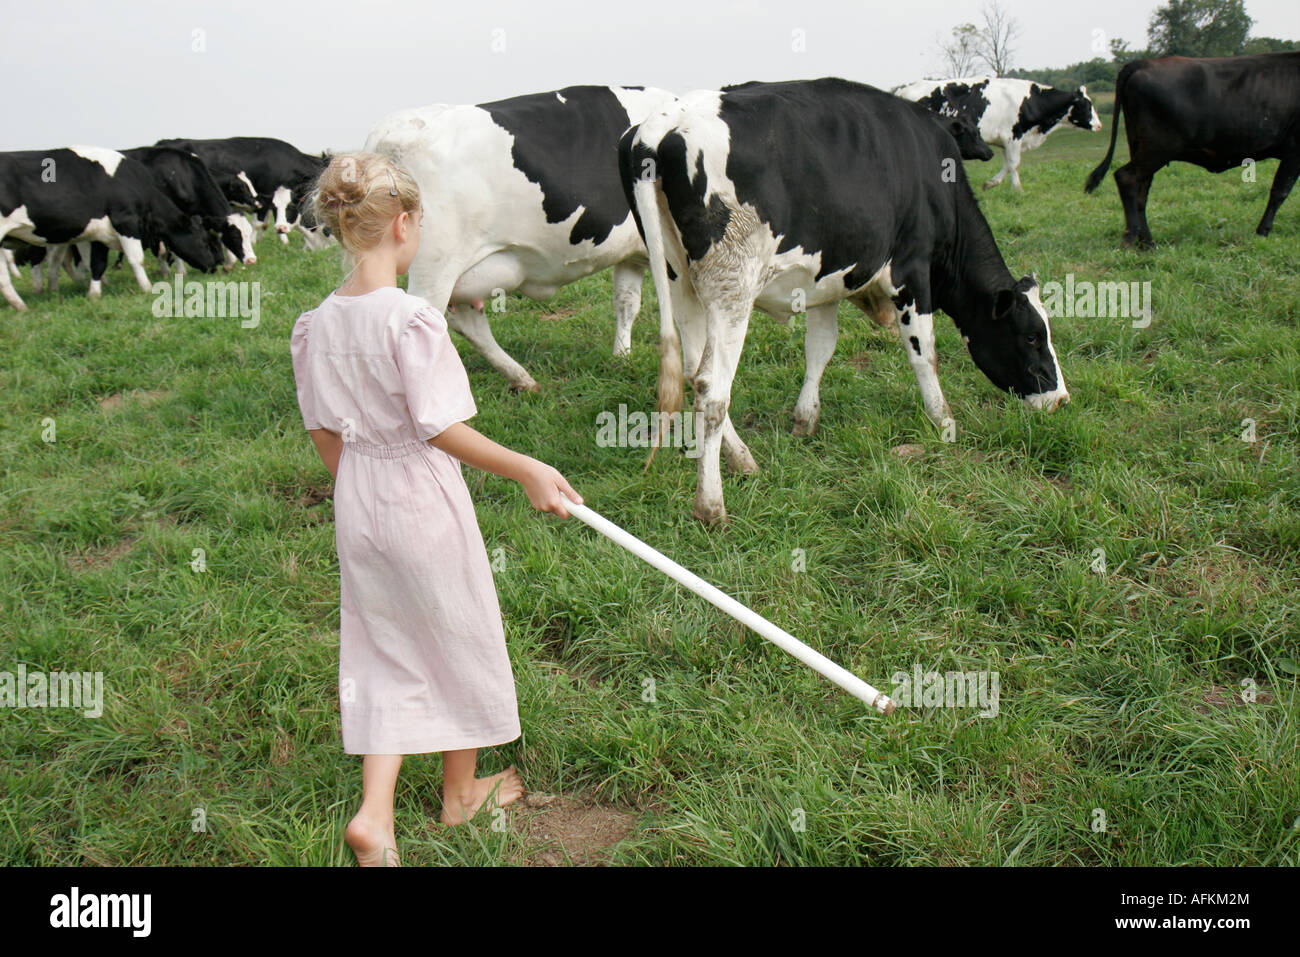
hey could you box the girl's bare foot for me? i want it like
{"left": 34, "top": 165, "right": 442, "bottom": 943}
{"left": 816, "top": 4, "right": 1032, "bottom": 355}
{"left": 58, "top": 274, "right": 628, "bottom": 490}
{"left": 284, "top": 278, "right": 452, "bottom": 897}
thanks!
{"left": 441, "top": 765, "right": 524, "bottom": 825}
{"left": 345, "top": 813, "right": 400, "bottom": 866}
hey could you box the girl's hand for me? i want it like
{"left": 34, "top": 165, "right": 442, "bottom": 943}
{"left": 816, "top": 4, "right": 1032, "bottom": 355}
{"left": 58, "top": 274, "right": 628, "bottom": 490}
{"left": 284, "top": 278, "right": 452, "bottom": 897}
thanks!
{"left": 520, "top": 459, "right": 583, "bottom": 518}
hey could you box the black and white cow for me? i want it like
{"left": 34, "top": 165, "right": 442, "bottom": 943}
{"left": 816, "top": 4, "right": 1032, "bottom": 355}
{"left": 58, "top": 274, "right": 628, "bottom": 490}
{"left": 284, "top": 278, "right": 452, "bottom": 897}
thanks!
{"left": 121, "top": 146, "right": 256, "bottom": 268}
{"left": 0, "top": 146, "right": 222, "bottom": 310}
{"left": 621, "top": 77, "right": 1069, "bottom": 523}
{"left": 155, "top": 136, "right": 326, "bottom": 244}
{"left": 1085, "top": 53, "right": 1300, "bottom": 247}
{"left": 364, "top": 84, "right": 678, "bottom": 391}
{"left": 895, "top": 76, "right": 1102, "bottom": 190}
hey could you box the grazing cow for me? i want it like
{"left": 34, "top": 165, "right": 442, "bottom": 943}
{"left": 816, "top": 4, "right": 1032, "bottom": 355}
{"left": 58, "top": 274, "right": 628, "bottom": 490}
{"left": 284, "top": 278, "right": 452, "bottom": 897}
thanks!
{"left": 895, "top": 76, "right": 1103, "bottom": 190}
{"left": 621, "top": 78, "right": 1069, "bottom": 523}
{"left": 155, "top": 136, "right": 326, "bottom": 244}
{"left": 0, "top": 146, "right": 222, "bottom": 310}
{"left": 1085, "top": 53, "right": 1300, "bottom": 247}
{"left": 364, "top": 84, "right": 678, "bottom": 391}
{"left": 121, "top": 146, "right": 256, "bottom": 268}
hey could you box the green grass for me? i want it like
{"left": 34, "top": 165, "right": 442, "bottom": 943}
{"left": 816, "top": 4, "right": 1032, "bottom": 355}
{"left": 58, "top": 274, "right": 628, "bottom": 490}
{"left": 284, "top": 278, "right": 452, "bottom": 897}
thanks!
{"left": 0, "top": 127, "right": 1297, "bottom": 866}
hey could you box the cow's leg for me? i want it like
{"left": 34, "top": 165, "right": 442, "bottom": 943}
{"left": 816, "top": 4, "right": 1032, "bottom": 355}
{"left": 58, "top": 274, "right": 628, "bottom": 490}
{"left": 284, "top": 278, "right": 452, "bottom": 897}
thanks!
{"left": 895, "top": 278, "right": 952, "bottom": 428}
{"left": 1257, "top": 154, "right": 1299, "bottom": 237}
{"left": 0, "top": 231, "right": 28, "bottom": 311}
{"left": 1129, "top": 167, "right": 1159, "bottom": 249}
{"left": 49, "top": 245, "right": 71, "bottom": 292}
{"left": 1005, "top": 140, "right": 1025, "bottom": 190}
{"left": 611, "top": 260, "right": 643, "bottom": 358}
{"left": 34, "top": 247, "right": 54, "bottom": 293}
{"left": 87, "top": 243, "right": 110, "bottom": 300}
{"left": 444, "top": 302, "right": 540, "bottom": 393}
{"left": 984, "top": 144, "right": 1012, "bottom": 189}
{"left": 1113, "top": 162, "right": 1145, "bottom": 248}
{"left": 68, "top": 243, "right": 87, "bottom": 281}
{"left": 1, "top": 248, "right": 17, "bottom": 279}
{"left": 671, "top": 281, "right": 756, "bottom": 475}
{"left": 112, "top": 237, "right": 153, "bottom": 294}
{"left": 792, "top": 302, "right": 839, "bottom": 436}
{"left": 689, "top": 300, "right": 755, "bottom": 523}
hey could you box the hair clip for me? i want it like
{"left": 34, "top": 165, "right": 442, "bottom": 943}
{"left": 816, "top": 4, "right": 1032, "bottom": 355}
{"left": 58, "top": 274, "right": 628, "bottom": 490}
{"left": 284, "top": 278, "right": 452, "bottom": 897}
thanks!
{"left": 385, "top": 169, "right": 398, "bottom": 196}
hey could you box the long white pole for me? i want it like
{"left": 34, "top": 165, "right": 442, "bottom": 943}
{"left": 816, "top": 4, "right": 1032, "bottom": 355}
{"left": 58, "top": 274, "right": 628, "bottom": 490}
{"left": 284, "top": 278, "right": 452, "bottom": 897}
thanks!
{"left": 558, "top": 495, "right": 897, "bottom": 715}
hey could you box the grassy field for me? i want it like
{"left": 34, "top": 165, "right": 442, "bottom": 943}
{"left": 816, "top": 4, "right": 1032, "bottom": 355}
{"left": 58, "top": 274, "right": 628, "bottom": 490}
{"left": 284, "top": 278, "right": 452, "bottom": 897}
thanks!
{"left": 0, "top": 122, "right": 1296, "bottom": 866}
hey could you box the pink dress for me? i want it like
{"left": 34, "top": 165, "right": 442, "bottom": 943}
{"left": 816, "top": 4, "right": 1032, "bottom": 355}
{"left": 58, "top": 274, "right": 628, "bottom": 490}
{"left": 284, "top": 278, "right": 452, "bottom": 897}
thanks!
{"left": 290, "top": 286, "right": 521, "bottom": 755}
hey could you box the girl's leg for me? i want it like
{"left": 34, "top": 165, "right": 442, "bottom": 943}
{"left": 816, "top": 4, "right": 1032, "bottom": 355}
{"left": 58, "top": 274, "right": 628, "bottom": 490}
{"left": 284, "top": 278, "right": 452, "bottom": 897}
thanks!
{"left": 440, "top": 748, "right": 525, "bottom": 825}
{"left": 345, "top": 754, "right": 402, "bottom": 866}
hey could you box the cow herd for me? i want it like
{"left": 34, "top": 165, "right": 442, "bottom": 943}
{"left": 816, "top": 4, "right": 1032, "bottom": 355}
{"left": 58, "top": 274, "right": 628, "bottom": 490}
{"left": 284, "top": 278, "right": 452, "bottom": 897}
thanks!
{"left": 0, "top": 136, "right": 329, "bottom": 311}
{"left": 3, "top": 52, "right": 1295, "bottom": 523}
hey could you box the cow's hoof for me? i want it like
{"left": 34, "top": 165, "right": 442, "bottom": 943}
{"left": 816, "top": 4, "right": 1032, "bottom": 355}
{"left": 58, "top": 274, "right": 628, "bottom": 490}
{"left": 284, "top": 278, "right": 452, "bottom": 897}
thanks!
{"left": 723, "top": 447, "right": 759, "bottom": 475}
{"left": 982, "top": 179, "right": 998, "bottom": 190}
{"left": 1256, "top": 225, "right": 1273, "bottom": 237}
{"left": 510, "top": 380, "right": 541, "bottom": 394}
{"left": 693, "top": 502, "right": 727, "bottom": 525}
{"left": 791, "top": 414, "right": 818, "bottom": 437}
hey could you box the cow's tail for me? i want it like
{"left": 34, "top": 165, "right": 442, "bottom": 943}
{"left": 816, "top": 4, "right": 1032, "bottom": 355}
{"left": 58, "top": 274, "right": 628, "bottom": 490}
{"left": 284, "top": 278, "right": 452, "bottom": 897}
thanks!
{"left": 1084, "top": 62, "right": 1135, "bottom": 193}
{"left": 630, "top": 164, "right": 683, "bottom": 471}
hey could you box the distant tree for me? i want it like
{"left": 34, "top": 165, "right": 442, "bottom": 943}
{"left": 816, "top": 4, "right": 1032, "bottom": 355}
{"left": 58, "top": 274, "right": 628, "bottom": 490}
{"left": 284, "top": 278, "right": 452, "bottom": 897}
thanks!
{"left": 976, "top": 0, "right": 1021, "bottom": 76}
{"left": 1243, "top": 36, "right": 1300, "bottom": 54}
{"left": 1108, "top": 37, "right": 1148, "bottom": 62}
{"left": 1147, "top": 0, "right": 1253, "bottom": 57}
{"left": 938, "top": 22, "right": 982, "bottom": 76}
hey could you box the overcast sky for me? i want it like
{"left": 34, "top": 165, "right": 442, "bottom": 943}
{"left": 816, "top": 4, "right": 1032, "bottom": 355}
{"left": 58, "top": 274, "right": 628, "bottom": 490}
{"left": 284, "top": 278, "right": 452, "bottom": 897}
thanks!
{"left": 3, "top": 0, "right": 1296, "bottom": 153}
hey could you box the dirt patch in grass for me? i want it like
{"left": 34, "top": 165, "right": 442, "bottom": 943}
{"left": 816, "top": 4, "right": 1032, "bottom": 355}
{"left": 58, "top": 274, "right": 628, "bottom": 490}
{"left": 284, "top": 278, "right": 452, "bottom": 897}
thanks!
{"left": 513, "top": 792, "right": 637, "bottom": 865}
{"left": 66, "top": 536, "right": 138, "bottom": 571}
{"left": 1196, "top": 683, "right": 1273, "bottom": 712}
{"left": 538, "top": 307, "right": 578, "bottom": 322}
{"left": 891, "top": 443, "right": 925, "bottom": 459}
{"left": 97, "top": 389, "right": 169, "bottom": 411}
{"left": 269, "top": 479, "right": 333, "bottom": 509}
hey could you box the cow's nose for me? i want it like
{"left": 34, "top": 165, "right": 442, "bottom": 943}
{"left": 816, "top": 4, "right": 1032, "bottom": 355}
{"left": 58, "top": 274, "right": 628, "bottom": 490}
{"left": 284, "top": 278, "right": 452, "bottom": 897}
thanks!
{"left": 276, "top": 225, "right": 290, "bottom": 233}
{"left": 244, "top": 256, "right": 257, "bottom": 265}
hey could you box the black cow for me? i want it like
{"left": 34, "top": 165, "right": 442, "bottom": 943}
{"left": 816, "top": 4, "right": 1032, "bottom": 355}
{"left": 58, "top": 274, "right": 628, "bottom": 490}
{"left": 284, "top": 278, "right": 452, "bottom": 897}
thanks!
{"left": 1085, "top": 53, "right": 1300, "bottom": 247}
{"left": 155, "top": 137, "right": 327, "bottom": 244}
{"left": 121, "top": 146, "right": 257, "bottom": 268}
{"left": 0, "top": 146, "right": 222, "bottom": 310}
{"left": 620, "top": 77, "right": 1069, "bottom": 523}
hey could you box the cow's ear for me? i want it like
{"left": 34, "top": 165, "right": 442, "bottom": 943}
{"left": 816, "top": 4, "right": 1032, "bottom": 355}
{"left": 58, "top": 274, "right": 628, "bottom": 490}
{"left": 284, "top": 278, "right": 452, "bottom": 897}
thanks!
{"left": 994, "top": 288, "right": 1018, "bottom": 319}
{"left": 1079, "top": 85, "right": 1087, "bottom": 96}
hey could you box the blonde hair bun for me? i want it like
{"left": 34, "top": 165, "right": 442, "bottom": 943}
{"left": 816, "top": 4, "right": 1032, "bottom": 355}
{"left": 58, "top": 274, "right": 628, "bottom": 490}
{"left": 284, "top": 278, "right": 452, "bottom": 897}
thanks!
{"left": 310, "top": 152, "right": 420, "bottom": 258}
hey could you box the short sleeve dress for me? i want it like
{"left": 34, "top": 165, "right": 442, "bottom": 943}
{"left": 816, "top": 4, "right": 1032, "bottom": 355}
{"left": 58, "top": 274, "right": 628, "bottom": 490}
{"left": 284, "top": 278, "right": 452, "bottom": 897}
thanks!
{"left": 289, "top": 286, "right": 521, "bottom": 755}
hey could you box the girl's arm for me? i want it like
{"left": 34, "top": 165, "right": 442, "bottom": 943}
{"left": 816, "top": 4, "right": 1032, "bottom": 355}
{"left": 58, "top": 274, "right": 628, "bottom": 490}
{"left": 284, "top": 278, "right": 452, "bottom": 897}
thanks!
{"left": 428, "top": 422, "right": 583, "bottom": 519}
{"left": 308, "top": 428, "right": 343, "bottom": 480}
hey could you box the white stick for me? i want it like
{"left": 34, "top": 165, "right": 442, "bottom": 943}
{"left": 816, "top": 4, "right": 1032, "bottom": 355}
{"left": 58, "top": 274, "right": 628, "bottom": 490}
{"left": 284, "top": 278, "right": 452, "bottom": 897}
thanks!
{"left": 558, "top": 495, "right": 896, "bottom": 715}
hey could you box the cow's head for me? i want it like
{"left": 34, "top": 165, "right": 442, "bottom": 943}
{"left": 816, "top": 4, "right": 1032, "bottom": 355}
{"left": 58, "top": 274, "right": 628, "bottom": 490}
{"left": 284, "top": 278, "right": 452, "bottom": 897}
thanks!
{"left": 940, "top": 114, "right": 994, "bottom": 162}
{"left": 966, "top": 275, "right": 1069, "bottom": 411}
{"left": 220, "top": 212, "right": 257, "bottom": 265}
{"left": 272, "top": 185, "right": 294, "bottom": 239}
{"left": 165, "top": 213, "right": 224, "bottom": 273}
{"left": 1070, "top": 86, "right": 1103, "bottom": 132}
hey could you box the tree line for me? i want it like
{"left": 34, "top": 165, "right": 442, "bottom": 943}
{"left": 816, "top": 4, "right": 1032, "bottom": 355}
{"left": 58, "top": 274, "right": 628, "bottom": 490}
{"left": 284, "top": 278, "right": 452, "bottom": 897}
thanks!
{"left": 938, "top": 0, "right": 1297, "bottom": 93}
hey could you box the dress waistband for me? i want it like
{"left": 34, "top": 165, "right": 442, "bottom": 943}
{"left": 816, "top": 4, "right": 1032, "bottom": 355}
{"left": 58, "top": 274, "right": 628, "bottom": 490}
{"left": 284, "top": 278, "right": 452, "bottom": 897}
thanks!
{"left": 344, "top": 439, "right": 430, "bottom": 459}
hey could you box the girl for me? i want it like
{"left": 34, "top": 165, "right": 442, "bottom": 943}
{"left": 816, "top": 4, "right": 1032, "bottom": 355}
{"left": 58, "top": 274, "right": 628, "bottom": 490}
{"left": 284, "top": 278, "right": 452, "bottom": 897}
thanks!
{"left": 290, "top": 152, "right": 582, "bottom": 866}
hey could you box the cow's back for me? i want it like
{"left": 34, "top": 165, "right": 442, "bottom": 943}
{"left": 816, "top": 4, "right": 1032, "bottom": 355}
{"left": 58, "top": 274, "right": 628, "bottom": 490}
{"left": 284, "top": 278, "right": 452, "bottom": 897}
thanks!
{"left": 685, "top": 78, "right": 970, "bottom": 283}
